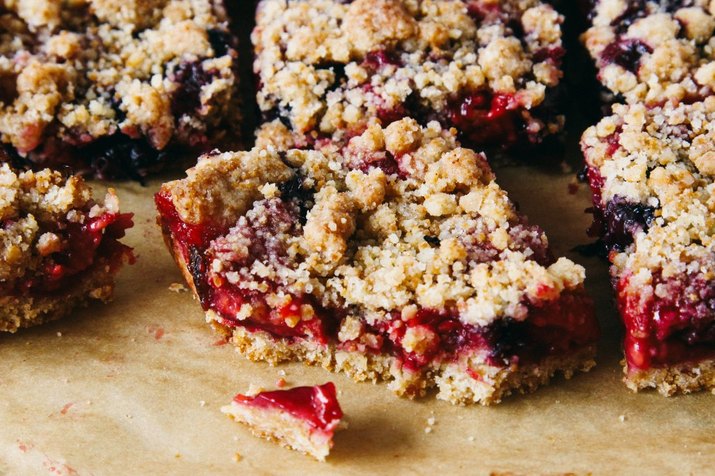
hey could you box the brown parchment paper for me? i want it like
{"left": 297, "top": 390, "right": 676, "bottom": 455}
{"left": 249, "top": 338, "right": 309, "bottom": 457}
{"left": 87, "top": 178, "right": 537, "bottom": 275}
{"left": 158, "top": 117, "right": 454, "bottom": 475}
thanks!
{"left": 1, "top": 165, "right": 714, "bottom": 476}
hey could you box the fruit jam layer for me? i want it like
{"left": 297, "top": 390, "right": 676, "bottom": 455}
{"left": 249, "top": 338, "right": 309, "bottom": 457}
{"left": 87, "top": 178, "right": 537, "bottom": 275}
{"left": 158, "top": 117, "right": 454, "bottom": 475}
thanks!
{"left": 1, "top": 210, "right": 134, "bottom": 296}
{"left": 233, "top": 382, "right": 342, "bottom": 431}
{"left": 618, "top": 273, "right": 715, "bottom": 371}
{"left": 7, "top": 134, "right": 178, "bottom": 182}
{"left": 584, "top": 165, "right": 656, "bottom": 252}
{"left": 156, "top": 191, "right": 599, "bottom": 373}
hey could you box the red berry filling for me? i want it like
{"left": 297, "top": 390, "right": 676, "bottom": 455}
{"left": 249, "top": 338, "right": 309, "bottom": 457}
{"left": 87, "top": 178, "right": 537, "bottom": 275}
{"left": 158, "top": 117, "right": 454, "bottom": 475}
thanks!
{"left": 618, "top": 273, "right": 715, "bottom": 371}
{"left": 2, "top": 211, "right": 134, "bottom": 296}
{"left": 233, "top": 382, "right": 343, "bottom": 431}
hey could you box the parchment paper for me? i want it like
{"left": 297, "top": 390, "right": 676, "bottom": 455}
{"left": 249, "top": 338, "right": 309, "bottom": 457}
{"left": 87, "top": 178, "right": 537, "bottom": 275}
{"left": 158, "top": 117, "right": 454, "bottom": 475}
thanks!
{"left": 1, "top": 165, "right": 713, "bottom": 476}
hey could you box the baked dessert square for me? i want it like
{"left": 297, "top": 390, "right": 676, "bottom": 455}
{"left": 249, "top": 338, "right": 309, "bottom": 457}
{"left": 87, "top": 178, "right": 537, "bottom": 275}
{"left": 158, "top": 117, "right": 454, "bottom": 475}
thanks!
{"left": 252, "top": 0, "right": 566, "bottom": 152}
{"left": 581, "top": 99, "right": 715, "bottom": 395}
{"left": 0, "top": 160, "right": 133, "bottom": 332}
{"left": 156, "top": 117, "right": 599, "bottom": 405}
{"left": 222, "top": 382, "right": 344, "bottom": 461}
{"left": 0, "top": 0, "right": 240, "bottom": 180}
{"left": 583, "top": 0, "right": 715, "bottom": 105}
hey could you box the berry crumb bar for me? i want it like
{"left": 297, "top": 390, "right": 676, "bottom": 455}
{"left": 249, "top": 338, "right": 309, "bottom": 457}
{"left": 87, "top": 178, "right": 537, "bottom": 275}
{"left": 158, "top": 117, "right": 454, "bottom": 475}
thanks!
{"left": 222, "top": 382, "right": 344, "bottom": 461}
{"left": 0, "top": 0, "right": 240, "bottom": 179}
{"left": 0, "top": 161, "right": 133, "bottom": 332}
{"left": 583, "top": 0, "right": 715, "bottom": 105}
{"left": 253, "top": 0, "right": 566, "bottom": 152}
{"left": 156, "top": 118, "right": 599, "bottom": 405}
{"left": 581, "top": 99, "right": 715, "bottom": 395}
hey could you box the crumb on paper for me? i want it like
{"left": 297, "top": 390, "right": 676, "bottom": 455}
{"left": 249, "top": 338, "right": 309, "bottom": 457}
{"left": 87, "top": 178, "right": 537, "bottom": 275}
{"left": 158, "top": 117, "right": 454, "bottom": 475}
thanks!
{"left": 59, "top": 403, "right": 74, "bottom": 415}
{"left": 175, "top": 453, "right": 181, "bottom": 459}
{"left": 468, "top": 436, "right": 475, "bottom": 442}
{"left": 199, "top": 400, "right": 207, "bottom": 407}
{"left": 278, "top": 370, "right": 286, "bottom": 377}
{"left": 147, "top": 325, "right": 165, "bottom": 340}
{"left": 424, "top": 427, "right": 432, "bottom": 434}
{"left": 276, "top": 378, "right": 287, "bottom": 388}
{"left": 233, "top": 436, "right": 239, "bottom": 442}
{"left": 426, "top": 417, "right": 436, "bottom": 426}
{"left": 233, "top": 452, "right": 243, "bottom": 463}
{"left": 168, "top": 282, "right": 188, "bottom": 293}
{"left": 56, "top": 332, "right": 62, "bottom": 337}
{"left": 618, "top": 414, "right": 626, "bottom": 423}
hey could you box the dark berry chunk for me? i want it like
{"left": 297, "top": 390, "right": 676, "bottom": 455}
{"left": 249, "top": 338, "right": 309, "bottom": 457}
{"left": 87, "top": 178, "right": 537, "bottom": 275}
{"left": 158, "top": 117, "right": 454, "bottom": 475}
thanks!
{"left": 601, "top": 196, "right": 656, "bottom": 251}
{"left": 362, "top": 50, "right": 401, "bottom": 70}
{"left": 81, "top": 133, "right": 166, "bottom": 181}
{"left": 601, "top": 39, "right": 652, "bottom": 73}
{"left": 171, "top": 61, "right": 218, "bottom": 117}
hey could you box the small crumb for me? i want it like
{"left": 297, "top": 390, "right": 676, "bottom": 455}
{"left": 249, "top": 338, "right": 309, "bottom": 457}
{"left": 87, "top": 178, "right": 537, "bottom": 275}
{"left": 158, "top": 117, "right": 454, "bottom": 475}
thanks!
{"left": 424, "top": 427, "right": 432, "bottom": 434}
{"left": 56, "top": 332, "right": 62, "bottom": 337}
{"left": 278, "top": 370, "right": 286, "bottom": 377}
{"left": 63, "top": 378, "right": 70, "bottom": 384}
{"left": 175, "top": 453, "right": 181, "bottom": 459}
{"left": 233, "top": 452, "right": 243, "bottom": 462}
{"left": 467, "top": 436, "right": 475, "bottom": 442}
{"left": 199, "top": 400, "right": 207, "bottom": 407}
{"left": 169, "top": 282, "right": 188, "bottom": 293}
{"left": 125, "top": 414, "right": 133, "bottom": 419}
{"left": 426, "top": 417, "right": 436, "bottom": 426}
{"left": 246, "top": 384, "right": 264, "bottom": 396}
{"left": 618, "top": 414, "right": 626, "bottom": 423}
{"left": 86, "top": 400, "right": 92, "bottom": 405}
{"left": 233, "top": 436, "right": 239, "bottom": 441}
{"left": 276, "top": 378, "right": 287, "bottom": 388}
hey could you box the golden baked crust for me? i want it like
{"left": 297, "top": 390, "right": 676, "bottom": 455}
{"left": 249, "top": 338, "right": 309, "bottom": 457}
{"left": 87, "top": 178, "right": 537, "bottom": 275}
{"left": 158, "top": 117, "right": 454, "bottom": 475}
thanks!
{"left": 157, "top": 118, "right": 599, "bottom": 405}
{"left": 624, "top": 359, "right": 715, "bottom": 396}
{"left": 0, "top": 0, "right": 240, "bottom": 178}
{"left": 253, "top": 0, "right": 565, "bottom": 150}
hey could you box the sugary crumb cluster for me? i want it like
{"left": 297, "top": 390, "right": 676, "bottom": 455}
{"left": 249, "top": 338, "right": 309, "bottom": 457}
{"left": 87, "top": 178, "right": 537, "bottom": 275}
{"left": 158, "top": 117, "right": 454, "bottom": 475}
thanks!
{"left": 0, "top": 0, "right": 239, "bottom": 179}
{"left": 171, "top": 118, "right": 586, "bottom": 329}
{"left": 252, "top": 0, "right": 565, "bottom": 151}
{"left": 583, "top": 0, "right": 715, "bottom": 104}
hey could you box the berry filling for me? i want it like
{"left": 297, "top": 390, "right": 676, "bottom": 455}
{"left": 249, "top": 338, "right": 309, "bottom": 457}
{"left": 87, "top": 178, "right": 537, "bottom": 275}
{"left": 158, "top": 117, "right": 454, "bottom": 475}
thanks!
{"left": 232, "top": 383, "right": 343, "bottom": 432}
{"left": 619, "top": 273, "right": 715, "bottom": 371}
{"left": 600, "top": 39, "right": 652, "bottom": 74}
{"left": 2, "top": 211, "right": 134, "bottom": 296}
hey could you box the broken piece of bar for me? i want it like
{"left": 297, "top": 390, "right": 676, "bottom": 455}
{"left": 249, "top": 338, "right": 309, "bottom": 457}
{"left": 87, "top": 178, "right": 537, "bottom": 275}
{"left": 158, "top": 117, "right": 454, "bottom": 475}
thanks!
{"left": 0, "top": 0, "right": 240, "bottom": 179}
{"left": 583, "top": 0, "right": 715, "bottom": 105}
{"left": 222, "top": 382, "right": 344, "bottom": 461}
{"left": 252, "top": 0, "right": 566, "bottom": 151}
{"left": 581, "top": 99, "right": 715, "bottom": 395}
{"left": 156, "top": 118, "right": 599, "bottom": 405}
{"left": 0, "top": 162, "right": 134, "bottom": 332}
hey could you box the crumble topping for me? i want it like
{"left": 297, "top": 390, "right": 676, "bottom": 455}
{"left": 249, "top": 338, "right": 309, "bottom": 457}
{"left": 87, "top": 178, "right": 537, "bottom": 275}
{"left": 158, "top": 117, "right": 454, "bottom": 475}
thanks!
{"left": 0, "top": 0, "right": 239, "bottom": 178}
{"left": 165, "top": 118, "right": 586, "bottom": 328}
{"left": 583, "top": 0, "right": 715, "bottom": 104}
{"left": 581, "top": 99, "right": 715, "bottom": 292}
{"left": 253, "top": 0, "right": 565, "bottom": 149}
